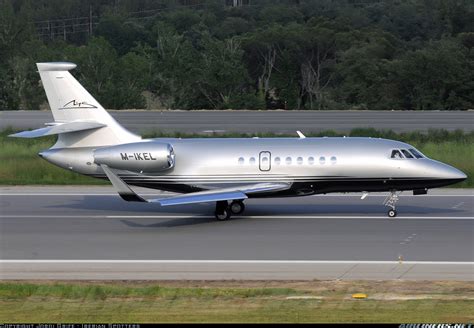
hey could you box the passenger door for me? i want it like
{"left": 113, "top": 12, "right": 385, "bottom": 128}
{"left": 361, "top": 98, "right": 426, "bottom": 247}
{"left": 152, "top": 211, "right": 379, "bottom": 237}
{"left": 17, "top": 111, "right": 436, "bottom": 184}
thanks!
{"left": 259, "top": 151, "right": 271, "bottom": 171}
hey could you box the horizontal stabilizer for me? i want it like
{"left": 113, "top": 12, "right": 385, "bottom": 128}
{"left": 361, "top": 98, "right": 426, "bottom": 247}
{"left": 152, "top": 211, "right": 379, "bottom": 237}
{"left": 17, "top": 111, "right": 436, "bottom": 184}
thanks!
{"left": 9, "top": 121, "right": 106, "bottom": 138}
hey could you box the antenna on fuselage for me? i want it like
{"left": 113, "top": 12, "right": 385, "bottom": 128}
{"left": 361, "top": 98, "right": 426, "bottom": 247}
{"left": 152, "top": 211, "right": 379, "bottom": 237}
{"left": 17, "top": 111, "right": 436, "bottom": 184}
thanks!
{"left": 296, "top": 131, "right": 306, "bottom": 139}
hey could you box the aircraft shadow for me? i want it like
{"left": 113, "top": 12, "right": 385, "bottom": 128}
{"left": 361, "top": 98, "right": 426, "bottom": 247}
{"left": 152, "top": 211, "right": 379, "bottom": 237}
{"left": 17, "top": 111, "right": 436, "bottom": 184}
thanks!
{"left": 47, "top": 195, "right": 209, "bottom": 214}
{"left": 48, "top": 195, "right": 462, "bottom": 214}
{"left": 120, "top": 215, "right": 248, "bottom": 228}
{"left": 45, "top": 196, "right": 464, "bottom": 229}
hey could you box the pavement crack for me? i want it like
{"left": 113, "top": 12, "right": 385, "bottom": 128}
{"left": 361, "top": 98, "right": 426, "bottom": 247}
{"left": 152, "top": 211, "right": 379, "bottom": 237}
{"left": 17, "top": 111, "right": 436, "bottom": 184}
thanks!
{"left": 338, "top": 263, "right": 358, "bottom": 279}
{"left": 397, "top": 263, "right": 416, "bottom": 279}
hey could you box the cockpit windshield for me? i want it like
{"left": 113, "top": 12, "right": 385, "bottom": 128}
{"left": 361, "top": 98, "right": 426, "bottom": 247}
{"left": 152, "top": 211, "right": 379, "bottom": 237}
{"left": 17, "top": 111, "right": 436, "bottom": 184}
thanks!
{"left": 391, "top": 150, "right": 403, "bottom": 159}
{"left": 409, "top": 148, "right": 424, "bottom": 158}
{"left": 391, "top": 148, "right": 425, "bottom": 159}
{"left": 401, "top": 149, "right": 414, "bottom": 158}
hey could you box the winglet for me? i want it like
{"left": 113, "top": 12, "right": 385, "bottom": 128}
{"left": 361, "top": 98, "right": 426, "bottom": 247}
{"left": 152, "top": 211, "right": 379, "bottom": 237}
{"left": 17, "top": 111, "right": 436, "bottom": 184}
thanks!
{"left": 296, "top": 131, "right": 306, "bottom": 139}
{"left": 101, "top": 164, "right": 147, "bottom": 202}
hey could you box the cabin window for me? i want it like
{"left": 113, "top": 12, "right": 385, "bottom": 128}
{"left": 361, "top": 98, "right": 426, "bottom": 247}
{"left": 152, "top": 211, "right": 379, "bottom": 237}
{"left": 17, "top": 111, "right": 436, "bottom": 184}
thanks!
{"left": 409, "top": 148, "right": 424, "bottom": 159}
{"left": 238, "top": 157, "right": 244, "bottom": 165}
{"left": 249, "top": 157, "right": 256, "bottom": 165}
{"left": 297, "top": 157, "right": 303, "bottom": 165}
{"left": 330, "top": 156, "right": 337, "bottom": 164}
{"left": 390, "top": 150, "right": 403, "bottom": 159}
{"left": 319, "top": 156, "right": 326, "bottom": 164}
{"left": 308, "top": 156, "right": 315, "bottom": 165}
{"left": 285, "top": 157, "right": 292, "bottom": 165}
{"left": 401, "top": 149, "right": 414, "bottom": 158}
{"left": 274, "top": 157, "right": 281, "bottom": 165}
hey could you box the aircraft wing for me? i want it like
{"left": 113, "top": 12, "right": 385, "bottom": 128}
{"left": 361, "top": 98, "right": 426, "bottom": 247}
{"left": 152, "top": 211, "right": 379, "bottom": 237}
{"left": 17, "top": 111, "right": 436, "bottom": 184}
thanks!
{"left": 151, "top": 190, "right": 248, "bottom": 206}
{"left": 101, "top": 164, "right": 291, "bottom": 206}
{"left": 152, "top": 182, "right": 290, "bottom": 206}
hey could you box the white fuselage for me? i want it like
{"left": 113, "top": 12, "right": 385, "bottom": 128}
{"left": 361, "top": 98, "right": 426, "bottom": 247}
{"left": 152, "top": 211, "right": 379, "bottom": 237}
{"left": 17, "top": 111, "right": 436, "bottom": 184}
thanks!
{"left": 40, "top": 136, "right": 466, "bottom": 196}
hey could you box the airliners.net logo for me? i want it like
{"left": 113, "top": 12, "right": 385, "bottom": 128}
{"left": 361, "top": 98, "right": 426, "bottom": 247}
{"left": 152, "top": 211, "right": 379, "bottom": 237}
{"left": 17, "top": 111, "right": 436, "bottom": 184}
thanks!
{"left": 400, "top": 325, "right": 473, "bottom": 328}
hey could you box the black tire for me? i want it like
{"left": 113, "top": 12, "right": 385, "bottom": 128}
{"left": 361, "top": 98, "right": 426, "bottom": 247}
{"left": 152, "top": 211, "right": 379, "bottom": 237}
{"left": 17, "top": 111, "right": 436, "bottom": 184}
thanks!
{"left": 215, "top": 208, "right": 231, "bottom": 221}
{"left": 388, "top": 209, "right": 397, "bottom": 218}
{"left": 230, "top": 200, "right": 245, "bottom": 215}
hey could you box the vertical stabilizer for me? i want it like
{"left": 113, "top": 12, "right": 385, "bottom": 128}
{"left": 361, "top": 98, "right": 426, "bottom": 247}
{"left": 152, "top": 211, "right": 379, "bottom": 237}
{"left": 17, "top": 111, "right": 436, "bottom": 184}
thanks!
{"left": 37, "top": 62, "right": 140, "bottom": 148}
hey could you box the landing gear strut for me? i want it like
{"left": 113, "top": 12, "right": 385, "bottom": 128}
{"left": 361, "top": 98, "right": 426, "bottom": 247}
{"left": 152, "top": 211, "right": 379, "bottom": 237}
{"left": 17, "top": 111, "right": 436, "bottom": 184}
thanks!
{"left": 215, "top": 201, "right": 230, "bottom": 221}
{"left": 384, "top": 190, "right": 401, "bottom": 218}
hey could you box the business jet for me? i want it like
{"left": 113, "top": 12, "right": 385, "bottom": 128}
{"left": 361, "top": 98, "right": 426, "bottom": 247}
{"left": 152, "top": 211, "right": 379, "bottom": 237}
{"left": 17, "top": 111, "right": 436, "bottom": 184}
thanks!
{"left": 10, "top": 62, "right": 467, "bottom": 220}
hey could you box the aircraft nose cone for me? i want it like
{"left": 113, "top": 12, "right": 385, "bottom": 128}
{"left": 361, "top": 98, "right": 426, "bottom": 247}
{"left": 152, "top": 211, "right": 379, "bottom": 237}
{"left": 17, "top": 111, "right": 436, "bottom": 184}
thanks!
{"left": 421, "top": 160, "right": 467, "bottom": 188}
{"left": 439, "top": 162, "right": 467, "bottom": 182}
{"left": 453, "top": 169, "right": 467, "bottom": 182}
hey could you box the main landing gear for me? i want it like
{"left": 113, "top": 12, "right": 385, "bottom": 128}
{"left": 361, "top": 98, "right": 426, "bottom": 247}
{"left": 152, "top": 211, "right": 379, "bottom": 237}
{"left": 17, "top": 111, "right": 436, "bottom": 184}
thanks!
{"left": 383, "top": 190, "right": 401, "bottom": 218}
{"left": 215, "top": 200, "right": 245, "bottom": 220}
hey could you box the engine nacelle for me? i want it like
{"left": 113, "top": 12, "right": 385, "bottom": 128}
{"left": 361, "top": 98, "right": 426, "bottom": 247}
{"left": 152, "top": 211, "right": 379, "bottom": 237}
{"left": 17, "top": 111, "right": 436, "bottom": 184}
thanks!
{"left": 94, "top": 141, "right": 175, "bottom": 173}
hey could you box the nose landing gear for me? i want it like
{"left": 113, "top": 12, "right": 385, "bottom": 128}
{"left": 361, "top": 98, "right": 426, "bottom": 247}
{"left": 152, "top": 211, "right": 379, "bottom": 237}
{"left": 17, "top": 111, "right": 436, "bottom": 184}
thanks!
{"left": 384, "top": 190, "right": 401, "bottom": 218}
{"left": 215, "top": 200, "right": 246, "bottom": 220}
{"left": 387, "top": 209, "right": 397, "bottom": 218}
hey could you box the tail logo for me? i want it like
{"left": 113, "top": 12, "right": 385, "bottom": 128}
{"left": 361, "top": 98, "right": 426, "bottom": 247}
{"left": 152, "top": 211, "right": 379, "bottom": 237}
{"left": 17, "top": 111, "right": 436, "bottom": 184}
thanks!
{"left": 59, "top": 100, "right": 98, "bottom": 110}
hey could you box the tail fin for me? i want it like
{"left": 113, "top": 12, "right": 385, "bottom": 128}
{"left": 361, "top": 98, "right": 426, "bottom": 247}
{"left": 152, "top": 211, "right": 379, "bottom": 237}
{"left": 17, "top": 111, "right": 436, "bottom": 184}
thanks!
{"left": 34, "top": 62, "right": 139, "bottom": 148}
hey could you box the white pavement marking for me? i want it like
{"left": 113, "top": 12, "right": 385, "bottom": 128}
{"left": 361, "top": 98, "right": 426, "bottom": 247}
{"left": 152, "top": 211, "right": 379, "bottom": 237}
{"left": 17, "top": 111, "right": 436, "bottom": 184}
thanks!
{"left": 1, "top": 215, "right": 473, "bottom": 220}
{"left": 452, "top": 202, "right": 465, "bottom": 209}
{"left": 93, "top": 215, "right": 474, "bottom": 220}
{"left": 1, "top": 260, "right": 472, "bottom": 264}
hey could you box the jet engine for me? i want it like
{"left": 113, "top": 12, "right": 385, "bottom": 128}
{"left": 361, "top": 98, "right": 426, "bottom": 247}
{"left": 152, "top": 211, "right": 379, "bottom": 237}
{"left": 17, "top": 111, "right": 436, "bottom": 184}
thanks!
{"left": 94, "top": 142, "right": 175, "bottom": 173}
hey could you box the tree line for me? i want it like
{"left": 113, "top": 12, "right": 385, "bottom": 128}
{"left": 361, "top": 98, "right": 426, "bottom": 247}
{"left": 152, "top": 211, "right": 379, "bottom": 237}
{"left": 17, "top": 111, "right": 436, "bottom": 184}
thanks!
{"left": 0, "top": 0, "right": 473, "bottom": 110}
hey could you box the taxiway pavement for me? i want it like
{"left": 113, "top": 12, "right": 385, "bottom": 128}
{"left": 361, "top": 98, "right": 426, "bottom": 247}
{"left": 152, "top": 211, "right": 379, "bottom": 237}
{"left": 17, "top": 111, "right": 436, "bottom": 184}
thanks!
{"left": 1, "top": 110, "right": 473, "bottom": 134}
{"left": 1, "top": 186, "right": 472, "bottom": 280}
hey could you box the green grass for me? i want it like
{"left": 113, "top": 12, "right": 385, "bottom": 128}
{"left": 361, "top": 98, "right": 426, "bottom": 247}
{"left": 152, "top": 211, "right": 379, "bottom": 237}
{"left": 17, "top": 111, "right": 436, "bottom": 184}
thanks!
{"left": 0, "top": 282, "right": 296, "bottom": 300}
{"left": 0, "top": 281, "right": 472, "bottom": 323}
{"left": 1, "top": 128, "right": 472, "bottom": 187}
{"left": 0, "top": 128, "right": 105, "bottom": 185}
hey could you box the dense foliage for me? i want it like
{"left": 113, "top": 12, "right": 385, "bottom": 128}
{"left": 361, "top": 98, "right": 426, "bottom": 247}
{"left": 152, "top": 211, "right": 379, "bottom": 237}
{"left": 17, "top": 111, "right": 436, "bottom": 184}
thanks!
{"left": 0, "top": 0, "right": 473, "bottom": 110}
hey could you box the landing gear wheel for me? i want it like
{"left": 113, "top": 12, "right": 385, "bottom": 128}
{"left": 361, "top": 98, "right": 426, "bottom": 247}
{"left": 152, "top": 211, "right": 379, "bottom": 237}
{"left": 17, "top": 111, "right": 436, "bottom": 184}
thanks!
{"left": 215, "top": 201, "right": 231, "bottom": 221}
{"left": 230, "top": 200, "right": 245, "bottom": 215}
{"left": 388, "top": 209, "right": 397, "bottom": 218}
{"left": 215, "top": 208, "right": 231, "bottom": 221}
{"left": 384, "top": 190, "right": 401, "bottom": 218}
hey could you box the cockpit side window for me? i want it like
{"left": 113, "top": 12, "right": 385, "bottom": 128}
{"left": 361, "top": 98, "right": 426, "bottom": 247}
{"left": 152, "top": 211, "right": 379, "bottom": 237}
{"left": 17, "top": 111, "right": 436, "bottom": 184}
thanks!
{"left": 401, "top": 149, "right": 414, "bottom": 158}
{"left": 391, "top": 149, "right": 403, "bottom": 159}
{"left": 409, "top": 148, "right": 424, "bottom": 159}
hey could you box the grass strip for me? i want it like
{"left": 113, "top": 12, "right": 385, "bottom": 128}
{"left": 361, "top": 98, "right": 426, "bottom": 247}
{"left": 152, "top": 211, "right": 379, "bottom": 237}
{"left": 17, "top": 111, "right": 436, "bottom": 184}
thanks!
{"left": 0, "top": 281, "right": 472, "bottom": 323}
